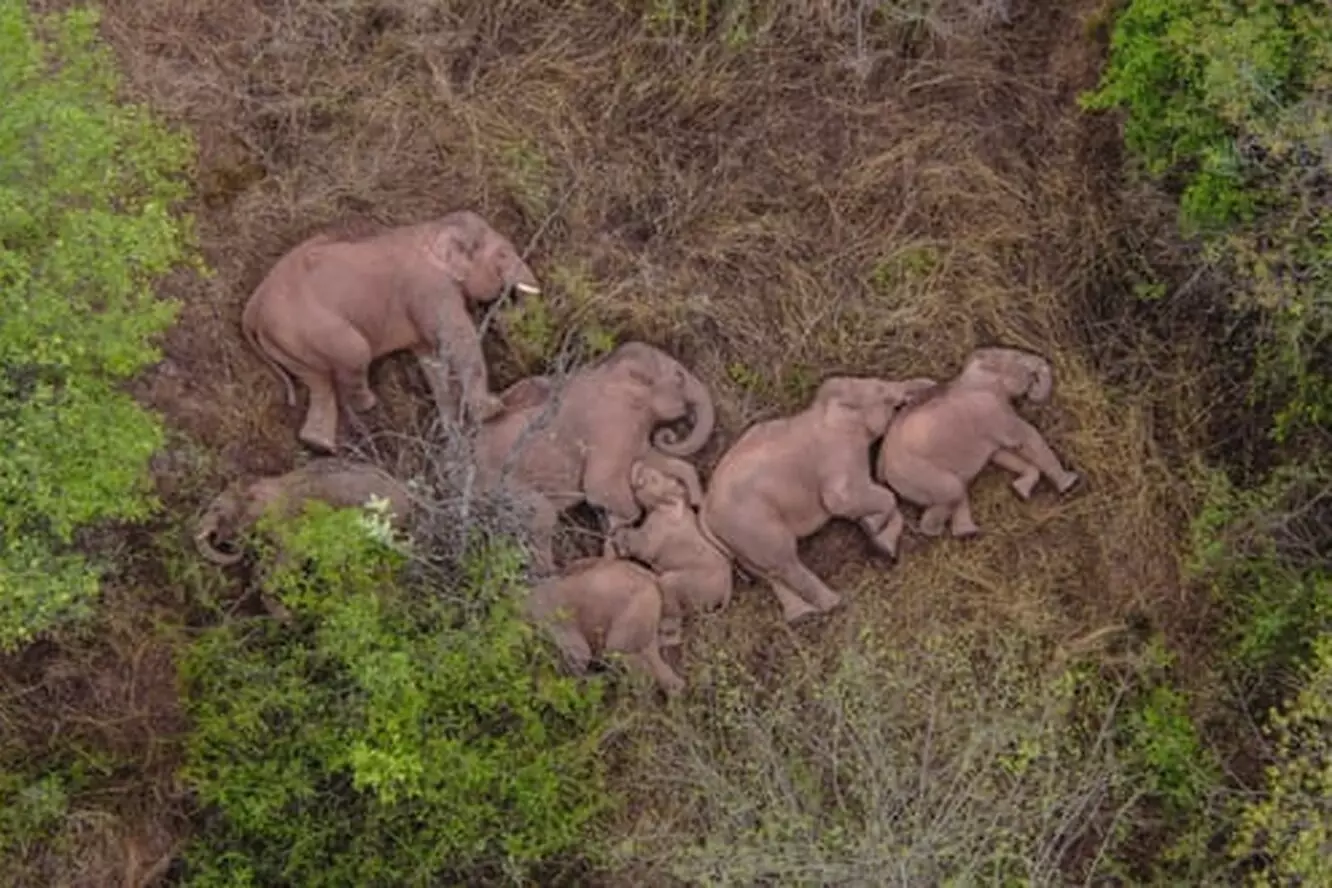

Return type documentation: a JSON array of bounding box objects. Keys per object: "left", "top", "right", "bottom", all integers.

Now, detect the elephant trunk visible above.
[
  {"left": 652, "top": 366, "right": 716, "bottom": 457},
  {"left": 194, "top": 512, "right": 243, "bottom": 566},
  {"left": 1025, "top": 356, "right": 1053, "bottom": 403}
]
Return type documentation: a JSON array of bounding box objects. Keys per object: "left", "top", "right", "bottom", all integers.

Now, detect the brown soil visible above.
[{"left": 8, "top": 0, "right": 1219, "bottom": 882}]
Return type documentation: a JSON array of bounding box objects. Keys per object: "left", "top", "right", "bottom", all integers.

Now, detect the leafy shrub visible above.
[
  {"left": 1230, "top": 634, "right": 1332, "bottom": 885},
  {"left": 1082, "top": 0, "right": 1332, "bottom": 440},
  {"left": 0, "top": 0, "right": 198, "bottom": 650},
  {"left": 179, "top": 503, "right": 613, "bottom": 886}
]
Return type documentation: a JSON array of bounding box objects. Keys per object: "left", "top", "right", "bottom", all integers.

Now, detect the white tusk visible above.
[{"left": 514, "top": 283, "right": 540, "bottom": 295}]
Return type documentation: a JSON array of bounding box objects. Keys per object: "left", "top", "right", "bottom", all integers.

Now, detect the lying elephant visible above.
[
  {"left": 876, "top": 346, "right": 1080, "bottom": 538},
  {"left": 194, "top": 458, "right": 413, "bottom": 566},
  {"left": 611, "top": 461, "right": 733, "bottom": 642},
  {"left": 700, "top": 375, "right": 937, "bottom": 624},
  {"left": 476, "top": 341, "right": 716, "bottom": 565},
  {"left": 525, "top": 556, "right": 686, "bottom": 697},
  {"left": 242, "top": 210, "right": 541, "bottom": 454}
]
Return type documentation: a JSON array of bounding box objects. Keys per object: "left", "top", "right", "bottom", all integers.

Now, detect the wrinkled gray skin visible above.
[
  {"left": 611, "top": 461, "right": 733, "bottom": 645},
  {"left": 194, "top": 459, "right": 413, "bottom": 566},
  {"left": 475, "top": 341, "right": 716, "bottom": 570},
  {"left": 700, "top": 375, "right": 937, "bottom": 624},
  {"left": 242, "top": 210, "right": 541, "bottom": 453},
  {"left": 876, "top": 346, "right": 1080, "bottom": 538},
  {"left": 526, "top": 556, "right": 685, "bottom": 697}
]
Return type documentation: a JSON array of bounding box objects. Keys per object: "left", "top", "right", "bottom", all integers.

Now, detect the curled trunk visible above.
[
  {"left": 652, "top": 366, "right": 716, "bottom": 457},
  {"left": 194, "top": 513, "right": 243, "bottom": 566}
]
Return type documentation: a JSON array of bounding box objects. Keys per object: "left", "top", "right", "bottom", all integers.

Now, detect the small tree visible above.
[{"left": 0, "top": 0, "right": 198, "bottom": 650}]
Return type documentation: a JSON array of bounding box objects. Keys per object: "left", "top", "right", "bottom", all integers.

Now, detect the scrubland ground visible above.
[{"left": 6, "top": 0, "right": 1253, "bottom": 884}]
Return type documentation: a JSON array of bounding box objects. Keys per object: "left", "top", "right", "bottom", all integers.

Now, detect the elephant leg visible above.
[
  {"left": 335, "top": 363, "right": 377, "bottom": 413},
  {"left": 655, "top": 572, "right": 688, "bottom": 646},
  {"left": 948, "top": 498, "right": 979, "bottom": 538},
  {"left": 298, "top": 373, "right": 342, "bottom": 454},
  {"left": 1001, "top": 417, "right": 1079, "bottom": 494},
  {"left": 882, "top": 451, "right": 970, "bottom": 538},
  {"left": 821, "top": 472, "right": 907, "bottom": 558},
  {"left": 636, "top": 643, "right": 686, "bottom": 697},
  {"left": 434, "top": 299, "right": 503, "bottom": 424},
  {"left": 991, "top": 449, "right": 1041, "bottom": 500},
  {"left": 516, "top": 488, "right": 559, "bottom": 575},
  {"left": 415, "top": 348, "right": 462, "bottom": 424},
  {"left": 606, "top": 582, "right": 685, "bottom": 696},
  {"left": 582, "top": 456, "right": 642, "bottom": 530},
  {"left": 549, "top": 622, "right": 594, "bottom": 675}
]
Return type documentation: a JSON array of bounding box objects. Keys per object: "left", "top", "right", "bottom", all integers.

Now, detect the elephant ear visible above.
[{"left": 427, "top": 227, "right": 479, "bottom": 281}]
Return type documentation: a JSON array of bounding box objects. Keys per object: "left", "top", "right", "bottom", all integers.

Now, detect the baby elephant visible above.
[
  {"left": 526, "top": 556, "right": 685, "bottom": 698},
  {"left": 194, "top": 458, "right": 413, "bottom": 565},
  {"left": 610, "top": 461, "right": 733, "bottom": 641}
]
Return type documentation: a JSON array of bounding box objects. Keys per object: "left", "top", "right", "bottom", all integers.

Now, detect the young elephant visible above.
[
  {"left": 194, "top": 459, "right": 414, "bottom": 565},
  {"left": 876, "top": 346, "right": 1080, "bottom": 538},
  {"left": 242, "top": 210, "right": 541, "bottom": 454},
  {"left": 526, "top": 556, "right": 685, "bottom": 697},
  {"left": 610, "top": 461, "right": 734, "bottom": 641},
  {"left": 700, "top": 375, "right": 937, "bottom": 624}
]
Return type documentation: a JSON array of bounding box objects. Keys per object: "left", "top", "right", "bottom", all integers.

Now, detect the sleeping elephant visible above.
[
  {"left": 194, "top": 458, "right": 414, "bottom": 566},
  {"left": 475, "top": 341, "right": 716, "bottom": 567},
  {"left": 526, "top": 556, "right": 686, "bottom": 697},
  {"left": 241, "top": 210, "right": 541, "bottom": 453},
  {"left": 875, "top": 346, "right": 1080, "bottom": 539},
  {"left": 699, "top": 375, "right": 937, "bottom": 624},
  {"left": 610, "top": 460, "right": 734, "bottom": 644}
]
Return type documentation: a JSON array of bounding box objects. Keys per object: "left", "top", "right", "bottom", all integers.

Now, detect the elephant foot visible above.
[
  {"left": 1056, "top": 471, "right": 1081, "bottom": 495},
  {"left": 348, "top": 389, "right": 378, "bottom": 413},
  {"left": 299, "top": 429, "right": 338, "bottom": 455},
  {"left": 780, "top": 595, "right": 820, "bottom": 625},
  {"left": 659, "top": 616, "right": 684, "bottom": 648},
  {"left": 469, "top": 393, "right": 506, "bottom": 424},
  {"left": 1011, "top": 474, "right": 1039, "bottom": 501}
]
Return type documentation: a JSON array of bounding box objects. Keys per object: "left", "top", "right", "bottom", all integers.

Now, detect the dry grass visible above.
[{"left": 6, "top": 0, "right": 1227, "bottom": 882}]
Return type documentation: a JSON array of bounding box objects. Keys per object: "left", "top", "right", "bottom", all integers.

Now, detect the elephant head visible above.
[
  {"left": 959, "top": 347, "right": 1053, "bottom": 403},
  {"left": 428, "top": 210, "right": 541, "bottom": 305},
  {"left": 813, "top": 375, "right": 939, "bottom": 437},
  {"left": 193, "top": 482, "right": 263, "bottom": 566},
  {"left": 607, "top": 342, "right": 716, "bottom": 457},
  {"left": 630, "top": 460, "right": 698, "bottom": 509}
]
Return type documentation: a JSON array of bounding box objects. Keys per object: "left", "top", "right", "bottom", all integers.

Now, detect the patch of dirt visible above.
[{"left": 11, "top": 0, "right": 1216, "bottom": 881}]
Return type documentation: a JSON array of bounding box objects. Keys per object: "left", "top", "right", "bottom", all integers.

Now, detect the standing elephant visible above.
[
  {"left": 526, "top": 556, "right": 686, "bottom": 697},
  {"left": 699, "top": 375, "right": 937, "bottom": 624},
  {"left": 241, "top": 210, "right": 541, "bottom": 453},
  {"left": 476, "top": 341, "right": 716, "bottom": 566},
  {"left": 876, "top": 346, "right": 1080, "bottom": 539},
  {"left": 194, "top": 458, "right": 414, "bottom": 566},
  {"left": 610, "top": 460, "right": 734, "bottom": 643}
]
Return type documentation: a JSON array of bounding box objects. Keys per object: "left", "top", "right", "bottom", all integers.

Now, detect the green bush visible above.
[
  {"left": 1082, "top": 0, "right": 1332, "bottom": 440},
  {"left": 1230, "top": 634, "right": 1332, "bottom": 885},
  {"left": 179, "top": 503, "right": 613, "bottom": 886},
  {"left": 0, "top": 0, "right": 198, "bottom": 650}
]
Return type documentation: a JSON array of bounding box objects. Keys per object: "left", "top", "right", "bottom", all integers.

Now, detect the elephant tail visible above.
[{"left": 242, "top": 304, "right": 298, "bottom": 408}]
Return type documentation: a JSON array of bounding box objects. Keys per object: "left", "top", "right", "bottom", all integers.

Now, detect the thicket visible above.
[
  {"left": 0, "top": 0, "right": 197, "bottom": 651},
  {"left": 1084, "top": 0, "right": 1331, "bottom": 881},
  {"left": 178, "top": 493, "right": 614, "bottom": 885}
]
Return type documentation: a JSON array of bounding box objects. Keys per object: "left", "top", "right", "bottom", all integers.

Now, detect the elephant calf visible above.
[
  {"left": 611, "top": 461, "right": 733, "bottom": 642},
  {"left": 195, "top": 458, "right": 413, "bottom": 565},
  {"left": 876, "top": 346, "right": 1079, "bottom": 539},
  {"left": 525, "top": 556, "right": 685, "bottom": 697}
]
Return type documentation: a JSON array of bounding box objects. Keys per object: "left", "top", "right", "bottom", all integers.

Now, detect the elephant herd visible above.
[{"left": 195, "top": 210, "right": 1081, "bottom": 697}]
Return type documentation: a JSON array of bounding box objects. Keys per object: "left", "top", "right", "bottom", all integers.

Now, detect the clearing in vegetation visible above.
[{"left": 2, "top": 0, "right": 1328, "bottom": 885}]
